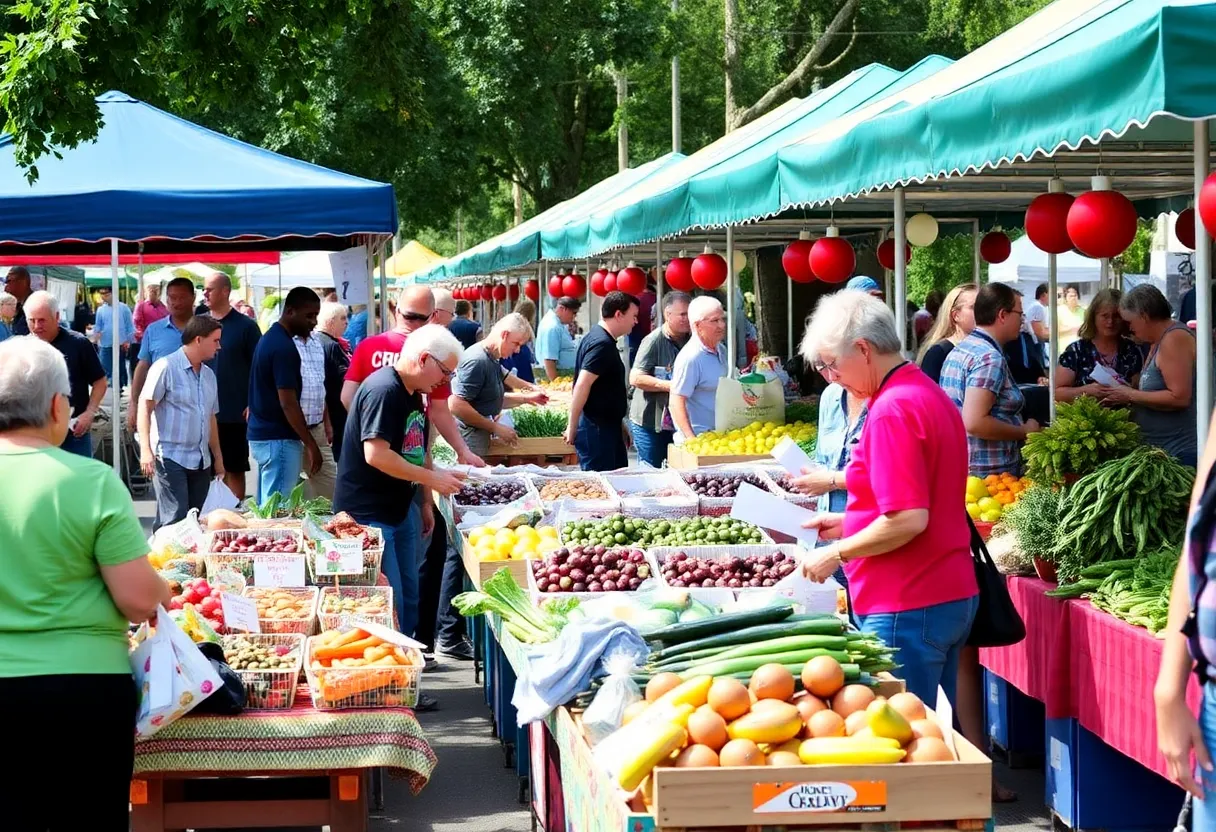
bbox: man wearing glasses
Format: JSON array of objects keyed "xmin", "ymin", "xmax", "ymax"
[{"xmin": 939, "ymin": 282, "xmax": 1041, "ymax": 476}]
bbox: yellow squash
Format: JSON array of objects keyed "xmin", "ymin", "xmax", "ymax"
[
  {"xmin": 619, "ymin": 723, "xmax": 688, "ymax": 791},
  {"xmin": 867, "ymin": 702, "xmax": 913, "ymax": 744},
  {"xmin": 798, "ymin": 737, "xmax": 906, "ymax": 765},
  {"xmin": 726, "ymin": 702, "xmax": 802, "ymax": 744},
  {"xmin": 651, "ymin": 675, "xmax": 713, "ymax": 710}
]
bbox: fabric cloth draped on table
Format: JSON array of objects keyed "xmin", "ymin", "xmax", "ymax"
[
  {"xmin": 133, "ymin": 686, "xmax": 437, "ymax": 795},
  {"xmin": 979, "ymin": 576, "xmax": 1074, "ymax": 718}
]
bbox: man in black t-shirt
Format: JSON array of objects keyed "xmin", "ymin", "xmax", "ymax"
[
  {"xmin": 333, "ymin": 325, "xmax": 466, "ymax": 696},
  {"xmin": 24, "ymin": 291, "xmax": 107, "ymax": 457},
  {"xmin": 564, "ymin": 290, "xmax": 639, "ymax": 471}
]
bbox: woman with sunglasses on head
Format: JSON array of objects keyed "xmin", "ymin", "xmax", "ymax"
[{"xmin": 917, "ymin": 283, "xmax": 977, "ymax": 385}]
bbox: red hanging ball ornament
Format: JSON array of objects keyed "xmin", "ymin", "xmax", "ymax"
[
  {"xmin": 979, "ymin": 231, "xmax": 1012, "ymax": 264},
  {"xmin": 875, "ymin": 239, "xmax": 912, "ymax": 271},
  {"xmin": 548, "ymin": 276, "xmax": 564, "ymax": 298},
  {"xmin": 492, "ymin": 284, "xmax": 507, "ymax": 302},
  {"xmin": 1201, "ymin": 173, "xmax": 1216, "ymax": 239},
  {"xmin": 524, "ymin": 280, "xmax": 539, "ymax": 301},
  {"xmin": 480, "ymin": 284, "xmax": 493, "ymax": 301},
  {"xmin": 691, "ymin": 251, "xmax": 727, "ymax": 290},
  {"xmin": 809, "ymin": 235, "xmax": 855, "ymax": 284},
  {"xmin": 616, "ymin": 265, "xmax": 647, "ymax": 296},
  {"xmin": 590, "ymin": 269, "xmax": 608, "ymax": 297},
  {"xmin": 1025, "ymin": 191, "xmax": 1075, "ymax": 254},
  {"xmin": 782, "ymin": 238, "xmax": 816, "ymax": 284},
  {"xmin": 562, "ymin": 273, "xmax": 586, "ymax": 298},
  {"xmin": 1067, "ymin": 184, "xmax": 1137, "ymax": 259},
  {"xmin": 508, "ymin": 283, "xmax": 520, "ymax": 301},
  {"xmin": 1176, "ymin": 207, "xmax": 1197, "ymax": 250},
  {"xmin": 458, "ymin": 287, "xmax": 469, "ymax": 300},
  {"xmin": 665, "ymin": 257, "xmax": 695, "ymax": 292},
  {"xmin": 604, "ymin": 271, "xmax": 618, "ymax": 293}
]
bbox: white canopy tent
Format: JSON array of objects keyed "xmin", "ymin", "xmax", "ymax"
[
  {"xmin": 988, "ymin": 234, "xmax": 1104, "ymax": 286},
  {"xmin": 247, "ymin": 251, "xmax": 340, "ymax": 290}
]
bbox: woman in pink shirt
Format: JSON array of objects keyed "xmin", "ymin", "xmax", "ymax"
[{"xmin": 797, "ymin": 289, "xmax": 978, "ymax": 710}]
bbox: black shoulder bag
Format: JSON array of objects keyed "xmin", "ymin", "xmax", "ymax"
[{"xmin": 965, "ymin": 514, "xmax": 1026, "ymax": 648}]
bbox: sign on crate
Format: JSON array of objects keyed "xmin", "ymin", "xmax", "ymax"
[
  {"xmin": 220, "ymin": 592, "xmax": 261, "ymax": 633},
  {"xmin": 316, "ymin": 539, "xmax": 363, "ymax": 576},
  {"xmin": 753, "ymin": 781, "xmax": 888, "ymax": 814},
  {"xmin": 254, "ymin": 554, "xmax": 306, "ymax": 587}
]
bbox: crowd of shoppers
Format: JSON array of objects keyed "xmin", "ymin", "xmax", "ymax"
[{"xmin": 628, "ymin": 292, "xmax": 691, "ymax": 467}]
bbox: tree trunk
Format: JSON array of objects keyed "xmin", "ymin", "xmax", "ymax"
[
  {"xmin": 616, "ymin": 71, "xmax": 630, "ymax": 171},
  {"xmin": 512, "ymin": 180, "xmax": 523, "ymax": 226},
  {"xmin": 753, "ymin": 245, "xmax": 788, "ymax": 358},
  {"xmin": 723, "ymin": 0, "xmax": 741, "ymax": 132}
]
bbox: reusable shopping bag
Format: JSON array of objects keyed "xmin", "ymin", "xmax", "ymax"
[
  {"xmin": 714, "ymin": 375, "xmax": 784, "ymax": 432},
  {"xmin": 132, "ymin": 607, "xmax": 223, "ymax": 738}
]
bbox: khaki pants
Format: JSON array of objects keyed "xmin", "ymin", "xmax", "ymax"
[{"xmin": 304, "ymin": 423, "xmax": 337, "ymax": 501}]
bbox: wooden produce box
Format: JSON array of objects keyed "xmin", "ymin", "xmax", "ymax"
[
  {"xmin": 667, "ymin": 445, "xmax": 771, "ymax": 470},
  {"xmin": 458, "ymin": 531, "xmax": 531, "ymax": 590},
  {"xmin": 487, "ymin": 436, "xmax": 578, "ymax": 467},
  {"xmin": 651, "ymin": 730, "xmax": 992, "ymax": 829}
]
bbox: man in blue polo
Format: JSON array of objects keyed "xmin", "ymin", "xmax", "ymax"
[
  {"xmin": 91, "ymin": 286, "xmax": 134, "ymax": 391},
  {"xmin": 127, "ymin": 277, "xmax": 196, "ymax": 433}
]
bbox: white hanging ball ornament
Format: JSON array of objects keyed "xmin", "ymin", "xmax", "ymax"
[
  {"xmin": 732, "ymin": 249, "xmax": 747, "ymax": 273},
  {"xmin": 905, "ymin": 213, "xmax": 939, "ymax": 247}
]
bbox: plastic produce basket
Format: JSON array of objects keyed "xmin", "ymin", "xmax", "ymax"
[
  {"xmin": 601, "ymin": 470, "xmax": 699, "ymax": 519},
  {"xmin": 680, "ymin": 468, "xmax": 785, "ymax": 517},
  {"xmin": 241, "ymin": 587, "xmax": 319, "ymax": 635},
  {"xmin": 525, "ymin": 548, "xmax": 662, "ymax": 602},
  {"xmin": 318, "ymin": 586, "xmax": 395, "ymax": 630},
  {"xmin": 451, "ymin": 475, "xmax": 538, "ymax": 525},
  {"xmin": 222, "ymin": 632, "xmax": 305, "ymax": 710},
  {"xmin": 304, "ymin": 634, "xmax": 422, "ymax": 709},
  {"xmin": 527, "ymin": 471, "xmax": 619, "ymax": 513},
  {"xmin": 205, "ymin": 528, "xmax": 304, "ymax": 583}
]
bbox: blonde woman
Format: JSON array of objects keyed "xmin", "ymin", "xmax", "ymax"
[
  {"xmin": 501, "ymin": 299, "xmax": 537, "ymax": 382},
  {"xmin": 917, "ymin": 283, "xmax": 977, "ymax": 384}
]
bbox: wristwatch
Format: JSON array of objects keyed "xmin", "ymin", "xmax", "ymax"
[{"xmin": 828, "ymin": 472, "xmax": 838, "ymax": 490}]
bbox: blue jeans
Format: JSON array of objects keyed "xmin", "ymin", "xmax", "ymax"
[
  {"xmin": 1197, "ymin": 684, "xmax": 1216, "ymax": 828},
  {"xmin": 858, "ymin": 594, "xmax": 979, "ymax": 707},
  {"xmin": 249, "ymin": 439, "xmax": 303, "ymax": 505},
  {"xmin": 574, "ymin": 415, "xmax": 627, "ymax": 472},
  {"xmin": 365, "ymin": 502, "xmax": 422, "ymax": 638},
  {"xmin": 60, "ymin": 430, "xmax": 93, "ymax": 458},
  {"xmin": 629, "ymin": 421, "xmax": 673, "ymax": 469},
  {"xmin": 99, "ymin": 346, "xmax": 127, "ymax": 390}
]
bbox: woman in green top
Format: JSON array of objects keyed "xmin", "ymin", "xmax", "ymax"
[{"xmin": 0, "ymin": 336, "xmax": 170, "ymax": 829}]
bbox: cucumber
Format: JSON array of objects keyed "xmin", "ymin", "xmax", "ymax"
[
  {"xmin": 644, "ymin": 603, "xmax": 796, "ymax": 646},
  {"xmin": 1080, "ymin": 559, "xmax": 1140, "ymax": 579},
  {"xmin": 650, "ymin": 645, "xmax": 731, "ymax": 668},
  {"xmin": 650, "ymin": 614, "xmax": 843, "ymax": 660},
  {"xmin": 678, "ymin": 604, "xmax": 713, "ymax": 623},
  {"xmin": 679, "ymin": 648, "xmax": 852, "ymax": 678},
  {"xmin": 702, "ymin": 634, "xmax": 850, "ymax": 663}
]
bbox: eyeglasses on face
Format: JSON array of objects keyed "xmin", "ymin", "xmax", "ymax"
[{"xmin": 427, "ymin": 354, "xmax": 458, "ymax": 379}]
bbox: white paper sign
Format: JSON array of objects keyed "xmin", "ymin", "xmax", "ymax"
[
  {"xmin": 315, "ymin": 539, "xmax": 364, "ymax": 576},
  {"xmin": 253, "ymin": 554, "xmax": 306, "ymax": 588},
  {"xmin": 221, "ymin": 592, "xmax": 261, "ymax": 633},
  {"xmin": 935, "ymin": 685, "xmax": 958, "ymax": 758},
  {"xmin": 328, "ymin": 246, "xmax": 369, "ymax": 306},
  {"xmin": 770, "ymin": 436, "xmax": 817, "ymax": 476},
  {"xmin": 730, "ymin": 483, "xmax": 820, "ymax": 548},
  {"xmin": 1088, "ymin": 364, "xmax": 1126, "ymax": 387},
  {"xmin": 358, "ymin": 619, "xmax": 426, "ymax": 651},
  {"xmin": 775, "ymin": 572, "xmax": 841, "ymax": 613}
]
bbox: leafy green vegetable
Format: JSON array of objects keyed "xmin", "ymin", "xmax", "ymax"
[
  {"xmin": 1002, "ymin": 484, "xmax": 1061, "ymax": 561},
  {"xmin": 783, "ymin": 402, "xmax": 818, "ymax": 424},
  {"xmin": 512, "ymin": 406, "xmax": 569, "ymax": 438},
  {"xmin": 1052, "ymin": 446, "xmax": 1192, "ymax": 582},
  {"xmin": 1021, "ymin": 397, "xmax": 1139, "ymax": 486},
  {"xmin": 432, "ymin": 437, "xmax": 458, "ymax": 465},
  {"xmin": 452, "ymin": 568, "xmax": 576, "ymax": 643}
]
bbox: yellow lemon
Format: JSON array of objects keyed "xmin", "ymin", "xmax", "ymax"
[
  {"xmin": 510, "ymin": 541, "xmax": 533, "ymax": 560},
  {"xmin": 536, "ymin": 538, "xmax": 559, "ymax": 554},
  {"xmin": 515, "ymin": 525, "xmax": 540, "ymax": 542},
  {"xmin": 495, "ymin": 527, "xmax": 517, "ymax": 543},
  {"xmin": 468, "ymin": 528, "xmax": 487, "ymax": 546},
  {"xmin": 977, "ymin": 497, "xmax": 1000, "ymax": 513},
  {"xmin": 980, "ymin": 510, "xmax": 1002, "ymax": 523},
  {"xmin": 539, "ymin": 526, "xmax": 558, "ymax": 539},
  {"xmin": 966, "ymin": 502, "xmax": 983, "ymax": 520}
]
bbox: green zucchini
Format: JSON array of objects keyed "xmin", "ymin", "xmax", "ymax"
[
  {"xmin": 650, "ymin": 614, "xmax": 842, "ymax": 660},
  {"xmin": 644, "ymin": 603, "xmax": 795, "ymax": 645},
  {"xmin": 700, "ymin": 634, "xmax": 850, "ymax": 663},
  {"xmin": 1080, "ymin": 559, "xmax": 1140, "ymax": 579}
]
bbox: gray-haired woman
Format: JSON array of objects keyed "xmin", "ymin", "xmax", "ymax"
[
  {"xmin": 0, "ymin": 335, "xmax": 170, "ymax": 828},
  {"xmin": 796, "ymin": 290, "xmax": 978, "ymax": 708},
  {"xmin": 1100, "ymin": 284, "xmax": 1198, "ymax": 466},
  {"xmin": 0, "ymin": 292, "xmax": 16, "ymax": 342}
]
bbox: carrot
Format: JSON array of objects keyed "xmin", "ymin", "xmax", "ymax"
[
  {"xmin": 364, "ymin": 645, "xmax": 394, "ymax": 662},
  {"xmin": 370, "ymin": 655, "xmax": 400, "ymax": 667},
  {"xmin": 320, "ymin": 668, "xmax": 406, "ymax": 702},
  {"xmin": 315, "ymin": 636, "xmax": 382, "ymax": 661}
]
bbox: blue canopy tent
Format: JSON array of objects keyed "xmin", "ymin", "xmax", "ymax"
[{"xmin": 0, "ymin": 91, "xmax": 398, "ymax": 475}]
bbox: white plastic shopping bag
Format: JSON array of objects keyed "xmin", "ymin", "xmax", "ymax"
[
  {"xmin": 200, "ymin": 478, "xmax": 241, "ymax": 517},
  {"xmin": 132, "ymin": 607, "xmax": 223, "ymax": 739}
]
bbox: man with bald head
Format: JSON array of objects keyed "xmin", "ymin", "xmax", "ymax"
[
  {"xmin": 24, "ymin": 290, "xmax": 108, "ymax": 456},
  {"xmin": 203, "ymin": 271, "xmax": 262, "ymax": 500},
  {"xmin": 430, "ymin": 288, "xmax": 456, "ymax": 328},
  {"xmin": 4, "ymin": 267, "xmax": 32, "ymax": 336}
]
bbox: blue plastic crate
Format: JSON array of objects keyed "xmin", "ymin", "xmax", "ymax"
[
  {"xmin": 1046, "ymin": 717, "xmax": 1185, "ymax": 830},
  {"xmin": 984, "ymin": 669, "xmax": 1045, "ymax": 764}
]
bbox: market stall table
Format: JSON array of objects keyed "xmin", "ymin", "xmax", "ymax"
[
  {"xmin": 130, "ymin": 685, "xmax": 437, "ymax": 832},
  {"xmin": 979, "ymin": 576, "xmax": 1074, "ymax": 718}
]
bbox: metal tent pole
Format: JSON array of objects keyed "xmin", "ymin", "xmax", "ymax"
[
  {"xmin": 893, "ymin": 189, "xmax": 908, "ymax": 356},
  {"xmin": 110, "ymin": 238, "xmax": 121, "ymax": 474},
  {"xmin": 726, "ymin": 226, "xmax": 737, "ymax": 371},
  {"xmin": 787, "ymin": 276, "xmax": 794, "ymax": 361},
  {"xmin": 972, "ymin": 220, "xmax": 982, "ymax": 284},
  {"xmin": 1047, "ymin": 176, "xmax": 1065, "ymax": 423},
  {"xmin": 379, "ymin": 244, "xmax": 389, "ymax": 331},
  {"xmin": 1196, "ymin": 120, "xmax": 1212, "ymax": 449},
  {"xmin": 656, "ymin": 240, "xmax": 664, "ymax": 317}
]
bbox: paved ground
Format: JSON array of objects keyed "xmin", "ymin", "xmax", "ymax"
[{"xmin": 132, "ymin": 478, "xmax": 1053, "ymax": 831}]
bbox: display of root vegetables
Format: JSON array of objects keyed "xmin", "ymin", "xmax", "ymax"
[
  {"xmin": 530, "ymin": 545, "xmax": 651, "ymax": 593},
  {"xmin": 660, "ymin": 551, "xmax": 797, "ymax": 589},
  {"xmin": 214, "ymin": 533, "xmax": 299, "ymax": 554},
  {"xmin": 538, "ymin": 479, "xmax": 609, "ymax": 502}
]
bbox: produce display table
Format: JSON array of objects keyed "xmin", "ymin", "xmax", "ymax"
[
  {"xmin": 130, "ymin": 686, "xmax": 437, "ymax": 832},
  {"xmin": 980, "ymin": 577, "xmax": 1074, "ymax": 718},
  {"xmin": 1068, "ymin": 597, "xmax": 1202, "ymax": 781}
]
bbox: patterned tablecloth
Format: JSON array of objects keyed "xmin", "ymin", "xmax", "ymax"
[
  {"xmin": 134, "ymin": 685, "xmax": 438, "ymax": 795},
  {"xmin": 979, "ymin": 576, "xmax": 1075, "ymax": 718}
]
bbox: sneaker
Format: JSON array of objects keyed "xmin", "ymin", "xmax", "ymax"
[
  {"xmin": 413, "ymin": 692, "xmax": 439, "ymax": 713},
  {"xmin": 436, "ymin": 638, "xmax": 475, "ymax": 661},
  {"xmin": 421, "ymin": 654, "xmax": 440, "ymax": 673}
]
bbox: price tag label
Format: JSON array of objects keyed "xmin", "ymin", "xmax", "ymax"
[
  {"xmin": 253, "ymin": 554, "xmax": 306, "ymax": 587},
  {"xmin": 220, "ymin": 592, "xmax": 261, "ymax": 633},
  {"xmin": 316, "ymin": 539, "xmax": 364, "ymax": 577}
]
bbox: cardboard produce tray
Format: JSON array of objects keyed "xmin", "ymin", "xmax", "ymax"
[
  {"xmin": 458, "ymin": 531, "xmax": 531, "ymax": 590},
  {"xmin": 667, "ymin": 445, "xmax": 771, "ymax": 469}
]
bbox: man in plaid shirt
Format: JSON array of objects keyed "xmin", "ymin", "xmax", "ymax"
[
  {"xmin": 295, "ymin": 323, "xmax": 335, "ymax": 500},
  {"xmin": 938, "ymin": 283, "xmax": 1041, "ymax": 476}
]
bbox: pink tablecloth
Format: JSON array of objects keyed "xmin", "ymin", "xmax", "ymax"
[
  {"xmin": 1068, "ymin": 598, "xmax": 1203, "ymax": 780},
  {"xmin": 979, "ymin": 576, "xmax": 1074, "ymax": 718}
]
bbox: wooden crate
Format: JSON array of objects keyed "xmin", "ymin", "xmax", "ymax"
[
  {"xmin": 487, "ymin": 435, "xmax": 578, "ymax": 467},
  {"xmin": 651, "ymin": 730, "xmax": 992, "ymax": 829},
  {"xmin": 458, "ymin": 531, "xmax": 530, "ymax": 590},
  {"xmin": 666, "ymin": 446, "xmax": 771, "ymax": 469}
]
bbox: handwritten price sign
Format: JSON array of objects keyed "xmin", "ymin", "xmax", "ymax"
[{"xmin": 315, "ymin": 539, "xmax": 364, "ymax": 577}]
